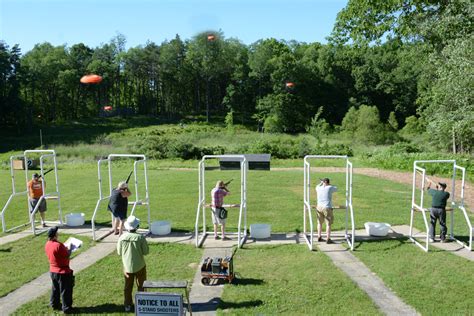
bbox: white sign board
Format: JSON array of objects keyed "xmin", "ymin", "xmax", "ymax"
[{"xmin": 135, "ymin": 292, "xmax": 183, "ymax": 316}]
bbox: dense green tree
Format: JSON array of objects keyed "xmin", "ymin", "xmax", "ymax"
[
  {"xmin": 159, "ymin": 35, "xmax": 193, "ymax": 117},
  {"xmin": 331, "ymin": 0, "xmax": 472, "ymax": 46},
  {"xmin": 422, "ymin": 36, "xmax": 474, "ymax": 153},
  {"xmin": 21, "ymin": 43, "xmax": 69, "ymax": 122},
  {"xmin": 0, "ymin": 42, "xmax": 25, "ymax": 130},
  {"xmin": 186, "ymin": 30, "xmax": 234, "ymax": 121},
  {"xmin": 0, "ymin": 1, "xmax": 470, "ymax": 155}
]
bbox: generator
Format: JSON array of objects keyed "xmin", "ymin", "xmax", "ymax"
[{"xmin": 200, "ymin": 255, "xmax": 235, "ymax": 285}]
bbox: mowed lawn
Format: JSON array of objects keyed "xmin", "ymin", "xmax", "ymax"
[
  {"xmin": 219, "ymin": 245, "xmax": 381, "ymax": 315},
  {"xmin": 1, "ymin": 166, "xmax": 473, "ymax": 237},
  {"xmin": 0, "ymin": 234, "xmax": 92, "ymax": 297},
  {"xmin": 352, "ymin": 239, "xmax": 474, "ymax": 315},
  {"xmin": 13, "ymin": 243, "xmax": 202, "ymax": 315}
]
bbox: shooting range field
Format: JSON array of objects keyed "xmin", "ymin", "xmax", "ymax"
[
  {"xmin": 1, "ymin": 164, "xmax": 473, "ymax": 314},
  {"xmin": 1, "ymin": 167, "xmax": 472, "ymax": 235}
]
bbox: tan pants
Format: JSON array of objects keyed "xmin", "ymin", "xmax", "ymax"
[{"xmin": 124, "ymin": 265, "xmax": 147, "ymax": 306}]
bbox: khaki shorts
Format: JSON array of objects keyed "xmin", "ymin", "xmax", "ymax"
[
  {"xmin": 211, "ymin": 207, "xmax": 226, "ymax": 225},
  {"xmin": 316, "ymin": 206, "xmax": 334, "ymax": 225}
]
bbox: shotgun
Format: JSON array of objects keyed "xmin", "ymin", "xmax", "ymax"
[
  {"xmin": 126, "ymin": 170, "xmax": 133, "ymax": 184},
  {"xmin": 38, "ymin": 168, "xmax": 54, "ymax": 178}
]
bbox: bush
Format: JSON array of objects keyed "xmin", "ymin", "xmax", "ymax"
[
  {"xmin": 314, "ymin": 141, "xmax": 353, "ymax": 156},
  {"xmin": 360, "ymin": 149, "xmax": 472, "ymax": 176},
  {"xmin": 341, "ymin": 105, "xmax": 397, "ymax": 145},
  {"xmin": 386, "ymin": 142, "xmax": 421, "ymax": 154},
  {"xmin": 263, "ymin": 115, "xmax": 283, "ymax": 133},
  {"xmin": 306, "ymin": 107, "xmax": 331, "ymax": 140},
  {"xmin": 240, "ymin": 138, "xmax": 353, "ymax": 159},
  {"xmin": 399, "ymin": 115, "xmax": 424, "ymax": 138}
]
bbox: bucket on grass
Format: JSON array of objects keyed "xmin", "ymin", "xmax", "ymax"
[
  {"xmin": 364, "ymin": 222, "xmax": 391, "ymax": 237},
  {"xmin": 250, "ymin": 223, "xmax": 271, "ymax": 239},
  {"xmin": 151, "ymin": 220, "xmax": 171, "ymax": 235},
  {"xmin": 65, "ymin": 213, "xmax": 85, "ymax": 227}
]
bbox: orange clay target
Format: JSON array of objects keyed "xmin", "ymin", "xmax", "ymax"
[{"xmin": 80, "ymin": 74, "xmax": 102, "ymax": 84}]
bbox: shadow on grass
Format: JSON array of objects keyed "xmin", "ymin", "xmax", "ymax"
[
  {"xmin": 170, "ymin": 228, "xmax": 192, "ymax": 234},
  {"xmin": 190, "ymin": 297, "xmax": 264, "ymax": 311},
  {"xmin": 0, "ymin": 247, "xmax": 12, "ymax": 252},
  {"xmin": 353, "ymin": 237, "xmax": 409, "ymax": 251},
  {"xmin": 73, "ymin": 303, "xmax": 124, "ymax": 314},
  {"xmin": 452, "ymin": 235, "xmax": 472, "ymax": 243},
  {"xmin": 219, "ymin": 299, "xmax": 264, "ymax": 309},
  {"xmin": 233, "ymin": 277, "xmax": 264, "ymax": 286}
]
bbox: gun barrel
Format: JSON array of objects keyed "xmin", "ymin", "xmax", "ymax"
[
  {"xmin": 39, "ymin": 168, "xmax": 54, "ymax": 178},
  {"xmin": 126, "ymin": 170, "xmax": 134, "ymax": 184}
]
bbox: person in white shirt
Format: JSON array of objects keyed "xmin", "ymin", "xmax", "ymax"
[{"xmin": 316, "ymin": 178, "xmax": 338, "ymax": 244}]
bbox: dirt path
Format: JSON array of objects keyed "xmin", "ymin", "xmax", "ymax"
[{"xmin": 274, "ymin": 167, "xmax": 473, "ymax": 210}]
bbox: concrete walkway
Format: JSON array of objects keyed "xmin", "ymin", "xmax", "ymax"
[
  {"xmin": 317, "ymin": 239, "xmax": 419, "ymax": 316},
  {"xmin": 0, "ymin": 229, "xmax": 31, "ymax": 246},
  {"xmin": 188, "ymin": 236, "xmax": 235, "ymax": 315}
]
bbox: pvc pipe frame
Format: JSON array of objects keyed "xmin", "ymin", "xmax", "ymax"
[
  {"xmin": 1, "ymin": 150, "xmax": 62, "ymax": 234},
  {"xmin": 91, "ymin": 154, "xmax": 150, "ymax": 241},
  {"xmin": 409, "ymin": 160, "xmax": 472, "ymax": 252},
  {"xmin": 195, "ymin": 155, "xmax": 248, "ymax": 248},
  {"xmin": 303, "ymin": 155, "xmax": 355, "ymax": 251}
]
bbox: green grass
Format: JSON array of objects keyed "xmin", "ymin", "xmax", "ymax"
[
  {"xmin": 0, "ymin": 234, "xmax": 92, "ymax": 297},
  {"xmin": 13, "ymin": 243, "xmax": 202, "ymax": 315},
  {"xmin": 1, "ymin": 168, "xmax": 472, "ymax": 237},
  {"xmin": 352, "ymin": 239, "xmax": 474, "ymax": 315},
  {"xmin": 218, "ymin": 245, "xmax": 381, "ymax": 315}
]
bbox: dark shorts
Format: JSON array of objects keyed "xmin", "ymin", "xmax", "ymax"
[
  {"xmin": 29, "ymin": 198, "xmax": 47, "ymax": 213},
  {"xmin": 108, "ymin": 206, "xmax": 127, "ymax": 220}
]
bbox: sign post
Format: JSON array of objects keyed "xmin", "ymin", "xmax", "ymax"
[{"xmin": 135, "ymin": 292, "xmax": 183, "ymax": 315}]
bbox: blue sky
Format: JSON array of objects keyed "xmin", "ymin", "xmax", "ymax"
[{"xmin": 1, "ymin": 0, "xmax": 348, "ymax": 53}]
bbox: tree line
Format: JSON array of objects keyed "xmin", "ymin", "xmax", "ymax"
[{"xmin": 0, "ymin": 0, "xmax": 472, "ymax": 153}]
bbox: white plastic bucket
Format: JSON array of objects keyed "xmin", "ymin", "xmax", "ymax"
[
  {"xmin": 65, "ymin": 213, "xmax": 85, "ymax": 227},
  {"xmin": 250, "ymin": 223, "xmax": 271, "ymax": 239},
  {"xmin": 364, "ymin": 222, "xmax": 391, "ymax": 237},
  {"xmin": 151, "ymin": 220, "xmax": 171, "ymax": 235}
]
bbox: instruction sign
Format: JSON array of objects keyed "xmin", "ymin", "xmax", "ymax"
[{"xmin": 135, "ymin": 292, "xmax": 183, "ymax": 315}]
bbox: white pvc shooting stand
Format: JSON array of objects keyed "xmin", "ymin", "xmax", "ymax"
[
  {"xmin": 195, "ymin": 155, "xmax": 248, "ymax": 248},
  {"xmin": 91, "ymin": 154, "xmax": 150, "ymax": 241},
  {"xmin": 409, "ymin": 160, "xmax": 472, "ymax": 252},
  {"xmin": 1, "ymin": 150, "xmax": 62, "ymax": 235},
  {"xmin": 303, "ymin": 155, "xmax": 355, "ymax": 250}
]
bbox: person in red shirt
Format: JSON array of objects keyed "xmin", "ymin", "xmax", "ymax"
[
  {"xmin": 28, "ymin": 173, "xmax": 47, "ymax": 227},
  {"xmin": 44, "ymin": 226, "xmax": 74, "ymax": 313}
]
